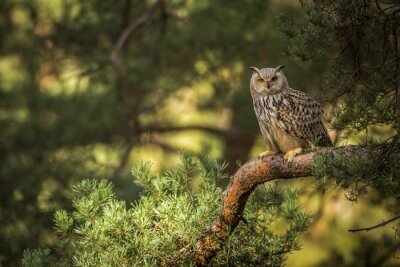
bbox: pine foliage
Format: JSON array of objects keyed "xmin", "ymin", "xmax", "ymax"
[
  {"xmin": 22, "ymin": 153, "xmax": 311, "ymax": 266},
  {"xmin": 278, "ymin": 0, "xmax": 399, "ymax": 135},
  {"xmin": 312, "ymin": 141, "xmax": 400, "ymax": 201}
]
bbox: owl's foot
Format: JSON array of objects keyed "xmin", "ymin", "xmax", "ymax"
[
  {"xmin": 257, "ymin": 150, "xmax": 278, "ymax": 159},
  {"xmin": 284, "ymin": 147, "xmax": 303, "ymax": 162}
]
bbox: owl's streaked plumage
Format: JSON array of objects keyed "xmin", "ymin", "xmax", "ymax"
[{"xmin": 249, "ymin": 65, "xmax": 332, "ymax": 160}]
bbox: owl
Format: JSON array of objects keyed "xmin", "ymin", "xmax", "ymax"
[{"xmin": 249, "ymin": 65, "xmax": 332, "ymax": 161}]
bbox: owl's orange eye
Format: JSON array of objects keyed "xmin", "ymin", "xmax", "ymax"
[{"xmin": 257, "ymin": 77, "xmax": 264, "ymax": 82}]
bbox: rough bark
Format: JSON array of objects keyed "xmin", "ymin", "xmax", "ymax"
[{"xmin": 195, "ymin": 145, "xmax": 377, "ymax": 266}]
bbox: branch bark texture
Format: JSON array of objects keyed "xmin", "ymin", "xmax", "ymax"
[{"xmin": 195, "ymin": 145, "xmax": 376, "ymax": 266}]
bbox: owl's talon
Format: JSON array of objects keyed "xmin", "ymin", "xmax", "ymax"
[{"xmin": 284, "ymin": 147, "xmax": 303, "ymax": 162}]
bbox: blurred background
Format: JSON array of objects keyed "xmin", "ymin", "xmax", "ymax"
[{"xmin": 0, "ymin": 0, "xmax": 398, "ymax": 266}]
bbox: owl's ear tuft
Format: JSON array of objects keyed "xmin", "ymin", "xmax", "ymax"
[
  {"xmin": 275, "ymin": 65, "xmax": 285, "ymax": 72},
  {"xmin": 249, "ymin": 67, "xmax": 261, "ymax": 76}
]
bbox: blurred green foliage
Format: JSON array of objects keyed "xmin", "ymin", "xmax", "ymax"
[{"xmin": 1, "ymin": 0, "xmax": 308, "ymax": 264}]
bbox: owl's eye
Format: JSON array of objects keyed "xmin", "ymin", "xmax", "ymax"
[
  {"xmin": 271, "ymin": 76, "xmax": 277, "ymax": 81},
  {"xmin": 257, "ymin": 77, "xmax": 264, "ymax": 82}
]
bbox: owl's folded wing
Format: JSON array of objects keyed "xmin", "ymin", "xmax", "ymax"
[{"xmin": 277, "ymin": 89, "xmax": 333, "ymax": 146}]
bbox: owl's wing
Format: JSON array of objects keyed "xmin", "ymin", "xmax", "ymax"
[{"xmin": 277, "ymin": 89, "xmax": 333, "ymax": 146}]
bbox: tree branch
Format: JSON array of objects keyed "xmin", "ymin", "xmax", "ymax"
[
  {"xmin": 108, "ymin": 138, "xmax": 136, "ymax": 179},
  {"xmin": 348, "ymin": 214, "xmax": 400, "ymax": 233},
  {"xmin": 109, "ymin": 0, "xmax": 164, "ymax": 107},
  {"xmin": 108, "ymin": 0, "xmax": 165, "ymax": 147},
  {"xmin": 194, "ymin": 145, "xmax": 387, "ymax": 266},
  {"xmin": 147, "ymin": 139, "xmax": 180, "ymax": 154},
  {"xmin": 110, "ymin": 0, "xmax": 164, "ymax": 65},
  {"xmin": 140, "ymin": 125, "xmax": 228, "ymax": 137}
]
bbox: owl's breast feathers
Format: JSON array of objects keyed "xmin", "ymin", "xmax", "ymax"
[{"xmin": 253, "ymin": 88, "xmax": 333, "ymax": 147}]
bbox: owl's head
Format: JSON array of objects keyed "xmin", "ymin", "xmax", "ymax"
[{"xmin": 249, "ymin": 65, "xmax": 289, "ymax": 96}]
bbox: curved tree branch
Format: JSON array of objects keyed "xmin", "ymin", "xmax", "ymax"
[
  {"xmin": 110, "ymin": 0, "xmax": 164, "ymax": 64},
  {"xmin": 110, "ymin": 0, "xmax": 164, "ymax": 96},
  {"xmin": 194, "ymin": 145, "xmax": 386, "ymax": 266}
]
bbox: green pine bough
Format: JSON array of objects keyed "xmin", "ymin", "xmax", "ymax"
[
  {"xmin": 22, "ymin": 143, "xmax": 399, "ymax": 266},
  {"xmin": 22, "ymin": 152, "xmax": 311, "ymax": 267}
]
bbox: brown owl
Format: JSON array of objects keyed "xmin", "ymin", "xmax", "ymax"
[{"xmin": 249, "ymin": 65, "xmax": 332, "ymax": 161}]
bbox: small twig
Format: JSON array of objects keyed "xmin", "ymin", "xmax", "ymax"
[
  {"xmin": 377, "ymin": 134, "xmax": 400, "ymax": 169},
  {"xmin": 348, "ymin": 214, "xmax": 400, "ymax": 233},
  {"xmin": 166, "ymin": 243, "xmax": 193, "ymax": 267},
  {"xmin": 374, "ymin": 0, "xmax": 383, "ymax": 14},
  {"xmin": 108, "ymin": 139, "xmax": 136, "ymax": 179},
  {"xmin": 147, "ymin": 139, "xmax": 180, "ymax": 154},
  {"xmin": 62, "ymin": 61, "xmax": 109, "ymax": 80}
]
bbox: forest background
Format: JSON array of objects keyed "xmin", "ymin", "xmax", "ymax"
[{"xmin": 1, "ymin": 0, "xmax": 400, "ymax": 266}]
